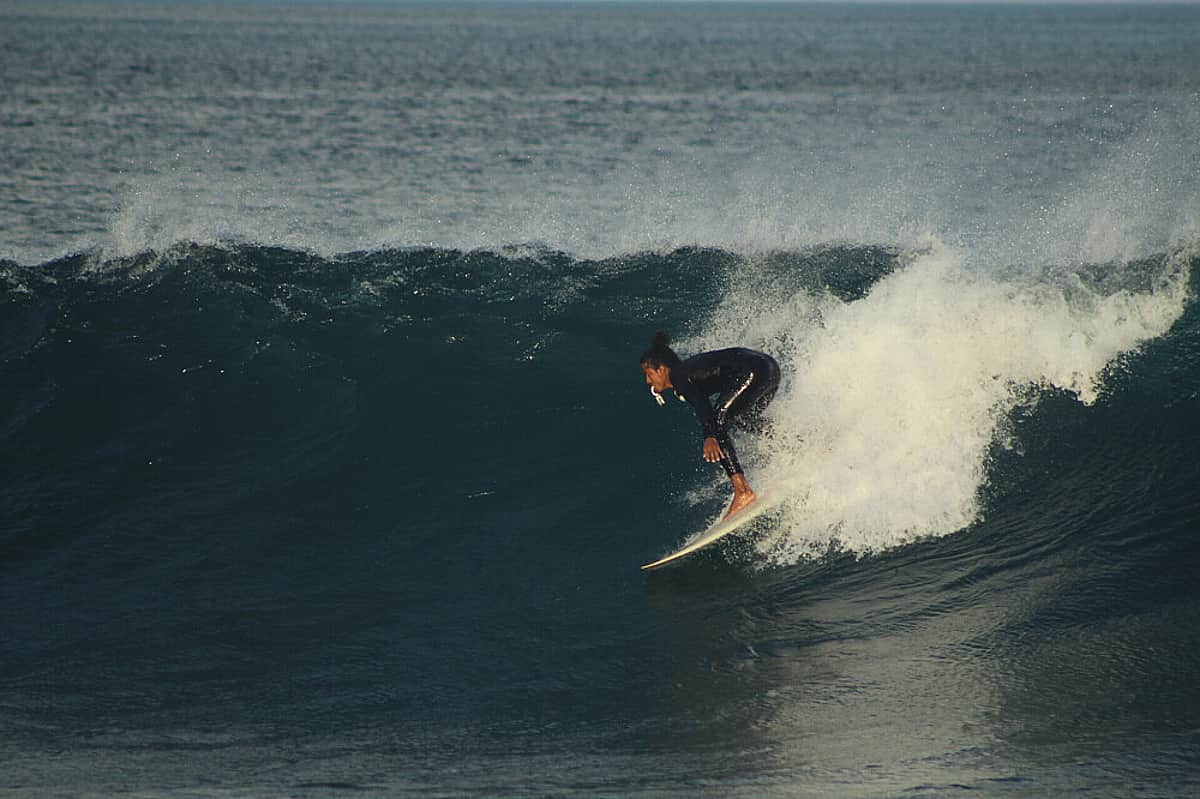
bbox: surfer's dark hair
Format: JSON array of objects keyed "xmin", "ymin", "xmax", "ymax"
[{"xmin": 640, "ymin": 331, "xmax": 682, "ymax": 370}]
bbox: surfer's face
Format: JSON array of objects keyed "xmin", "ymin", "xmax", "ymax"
[{"xmin": 642, "ymin": 363, "xmax": 672, "ymax": 393}]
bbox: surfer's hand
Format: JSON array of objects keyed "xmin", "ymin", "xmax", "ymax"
[{"xmin": 703, "ymin": 437, "xmax": 724, "ymax": 463}]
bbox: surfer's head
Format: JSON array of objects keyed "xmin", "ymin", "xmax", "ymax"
[{"xmin": 640, "ymin": 331, "xmax": 680, "ymax": 393}]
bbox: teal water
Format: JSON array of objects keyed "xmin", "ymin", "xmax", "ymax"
[{"xmin": 3, "ymin": 3, "xmax": 1200, "ymax": 797}]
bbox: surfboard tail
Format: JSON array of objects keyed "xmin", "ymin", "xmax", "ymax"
[{"xmin": 640, "ymin": 484, "xmax": 793, "ymax": 570}]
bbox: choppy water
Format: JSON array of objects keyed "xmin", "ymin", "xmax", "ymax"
[{"xmin": 3, "ymin": 2, "xmax": 1200, "ymax": 797}]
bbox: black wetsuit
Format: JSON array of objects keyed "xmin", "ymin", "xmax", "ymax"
[{"xmin": 673, "ymin": 347, "xmax": 781, "ymax": 477}]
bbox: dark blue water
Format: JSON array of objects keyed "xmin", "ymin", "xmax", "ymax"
[{"xmin": 3, "ymin": 3, "xmax": 1200, "ymax": 797}]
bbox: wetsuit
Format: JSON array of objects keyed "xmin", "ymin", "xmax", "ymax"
[{"xmin": 673, "ymin": 347, "xmax": 781, "ymax": 477}]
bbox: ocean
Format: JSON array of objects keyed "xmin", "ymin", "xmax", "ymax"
[{"xmin": 3, "ymin": 1, "xmax": 1200, "ymax": 796}]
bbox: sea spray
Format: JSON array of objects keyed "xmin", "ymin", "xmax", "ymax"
[{"xmin": 689, "ymin": 241, "xmax": 1191, "ymax": 562}]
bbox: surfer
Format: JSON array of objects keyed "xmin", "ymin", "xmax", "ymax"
[{"xmin": 640, "ymin": 331, "xmax": 780, "ymax": 519}]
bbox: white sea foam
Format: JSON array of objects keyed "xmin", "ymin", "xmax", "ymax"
[
  {"xmin": 688, "ymin": 239, "xmax": 1191, "ymax": 563},
  {"xmin": 662, "ymin": 104, "xmax": 1200, "ymax": 563}
]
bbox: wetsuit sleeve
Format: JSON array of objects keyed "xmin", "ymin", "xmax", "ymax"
[
  {"xmin": 679, "ymin": 382, "xmax": 720, "ymax": 439},
  {"xmin": 681, "ymin": 379, "xmax": 741, "ymax": 475}
]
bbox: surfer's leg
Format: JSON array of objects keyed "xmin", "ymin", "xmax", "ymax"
[
  {"xmin": 714, "ymin": 372, "xmax": 756, "ymax": 433},
  {"xmin": 716, "ymin": 357, "xmax": 781, "ymax": 433},
  {"xmin": 716, "ymin": 435, "xmax": 757, "ymax": 519},
  {"xmin": 712, "ymin": 365, "xmax": 778, "ymax": 475},
  {"xmin": 725, "ymin": 473, "xmax": 756, "ymax": 519},
  {"xmin": 714, "ymin": 360, "xmax": 780, "ymax": 519},
  {"xmin": 738, "ymin": 369, "xmax": 779, "ymax": 433},
  {"xmin": 716, "ymin": 433, "xmax": 741, "ymax": 477}
]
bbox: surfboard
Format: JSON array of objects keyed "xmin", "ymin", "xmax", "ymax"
[{"xmin": 641, "ymin": 484, "xmax": 791, "ymax": 571}]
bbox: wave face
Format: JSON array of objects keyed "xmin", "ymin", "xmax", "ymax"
[{"xmin": 3, "ymin": 241, "xmax": 1200, "ymax": 796}]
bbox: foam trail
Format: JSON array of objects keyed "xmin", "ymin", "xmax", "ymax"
[{"xmin": 695, "ymin": 242, "xmax": 1191, "ymax": 563}]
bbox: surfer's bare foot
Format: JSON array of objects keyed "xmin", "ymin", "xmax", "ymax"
[{"xmin": 724, "ymin": 474, "xmax": 757, "ymax": 519}]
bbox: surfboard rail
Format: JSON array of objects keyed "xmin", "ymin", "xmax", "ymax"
[{"xmin": 641, "ymin": 482, "xmax": 793, "ymax": 570}]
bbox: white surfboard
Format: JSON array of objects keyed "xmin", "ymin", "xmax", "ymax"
[{"xmin": 641, "ymin": 482, "xmax": 793, "ymax": 571}]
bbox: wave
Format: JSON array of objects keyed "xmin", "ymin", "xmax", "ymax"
[
  {"xmin": 3, "ymin": 240, "xmax": 1197, "ymax": 577},
  {"xmin": 680, "ymin": 241, "xmax": 1195, "ymax": 562}
]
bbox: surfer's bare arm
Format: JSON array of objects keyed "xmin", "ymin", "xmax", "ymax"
[{"xmin": 703, "ymin": 436, "xmax": 725, "ymax": 463}]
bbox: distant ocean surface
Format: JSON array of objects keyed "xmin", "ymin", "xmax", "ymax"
[{"xmin": 3, "ymin": 2, "xmax": 1200, "ymax": 797}]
